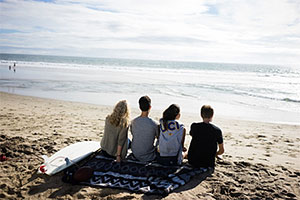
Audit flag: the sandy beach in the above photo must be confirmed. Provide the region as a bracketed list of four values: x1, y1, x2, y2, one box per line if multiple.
[0, 92, 299, 199]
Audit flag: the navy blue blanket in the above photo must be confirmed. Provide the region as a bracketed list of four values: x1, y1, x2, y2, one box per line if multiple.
[67, 155, 210, 195]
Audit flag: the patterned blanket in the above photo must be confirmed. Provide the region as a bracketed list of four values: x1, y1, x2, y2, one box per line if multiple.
[64, 154, 212, 195]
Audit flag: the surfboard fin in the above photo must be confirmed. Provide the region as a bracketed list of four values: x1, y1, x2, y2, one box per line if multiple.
[65, 157, 70, 165]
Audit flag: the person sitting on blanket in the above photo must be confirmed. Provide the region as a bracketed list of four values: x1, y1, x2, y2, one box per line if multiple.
[130, 95, 159, 162]
[100, 100, 130, 162]
[157, 104, 187, 166]
[187, 105, 224, 169]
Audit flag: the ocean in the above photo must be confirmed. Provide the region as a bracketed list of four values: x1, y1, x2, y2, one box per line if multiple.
[0, 53, 299, 125]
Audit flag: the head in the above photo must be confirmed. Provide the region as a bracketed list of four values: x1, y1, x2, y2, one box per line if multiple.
[108, 100, 130, 127]
[139, 95, 151, 112]
[162, 104, 180, 129]
[201, 105, 214, 122]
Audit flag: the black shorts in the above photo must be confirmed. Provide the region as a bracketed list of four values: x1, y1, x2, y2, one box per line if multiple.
[156, 154, 178, 166]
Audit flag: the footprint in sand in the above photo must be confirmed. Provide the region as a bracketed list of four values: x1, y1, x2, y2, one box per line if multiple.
[288, 154, 297, 158]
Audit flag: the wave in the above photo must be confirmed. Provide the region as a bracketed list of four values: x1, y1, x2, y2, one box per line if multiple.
[282, 98, 300, 103]
[2, 53, 300, 76]
[183, 83, 300, 104]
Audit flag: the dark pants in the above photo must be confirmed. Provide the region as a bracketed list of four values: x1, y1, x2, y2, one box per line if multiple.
[100, 150, 116, 159]
[156, 154, 178, 166]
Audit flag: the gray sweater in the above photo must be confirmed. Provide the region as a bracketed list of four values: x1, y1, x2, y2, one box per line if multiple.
[130, 116, 159, 162]
[100, 117, 129, 159]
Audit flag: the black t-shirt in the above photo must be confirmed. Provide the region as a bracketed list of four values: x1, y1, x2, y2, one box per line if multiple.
[188, 122, 223, 168]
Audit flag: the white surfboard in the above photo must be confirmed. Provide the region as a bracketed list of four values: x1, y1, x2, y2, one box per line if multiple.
[38, 141, 100, 175]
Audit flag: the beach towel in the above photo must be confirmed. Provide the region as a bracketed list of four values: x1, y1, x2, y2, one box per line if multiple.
[64, 154, 211, 195]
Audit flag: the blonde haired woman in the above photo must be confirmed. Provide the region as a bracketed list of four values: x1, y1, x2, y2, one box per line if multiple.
[100, 100, 130, 162]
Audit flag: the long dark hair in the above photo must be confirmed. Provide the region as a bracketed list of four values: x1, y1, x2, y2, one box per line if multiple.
[162, 104, 180, 130]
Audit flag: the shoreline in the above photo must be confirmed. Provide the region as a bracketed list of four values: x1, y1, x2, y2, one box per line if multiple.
[1, 89, 300, 126]
[1, 92, 300, 199]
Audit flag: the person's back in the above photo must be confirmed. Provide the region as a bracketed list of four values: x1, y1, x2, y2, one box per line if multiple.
[130, 96, 158, 162]
[188, 122, 222, 167]
[157, 104, 186, 166]
[158, 119, 185, 162]
[131, 116, 158, 162]
[100, 100, 130, 162]
[101, 117, 128, 159]
[187, 105, 224, 168]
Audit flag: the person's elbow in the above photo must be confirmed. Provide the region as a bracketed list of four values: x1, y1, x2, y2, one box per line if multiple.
[219, 148, 224, 155]
[217, 143, 224, 155]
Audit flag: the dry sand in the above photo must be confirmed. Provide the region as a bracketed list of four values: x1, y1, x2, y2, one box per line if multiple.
[0, 92, 299, 199]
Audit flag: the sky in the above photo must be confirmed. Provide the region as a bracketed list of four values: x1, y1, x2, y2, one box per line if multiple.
[0, 0, 300, 65]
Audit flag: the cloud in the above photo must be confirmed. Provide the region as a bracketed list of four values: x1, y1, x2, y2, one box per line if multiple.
[0, 0, 300, 65]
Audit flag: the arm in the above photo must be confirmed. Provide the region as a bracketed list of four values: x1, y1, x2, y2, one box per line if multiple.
[216, 127, 224, 158]
[189, 123, 194, 137]
[216, 143, 224, 159]
[116, 126, 129, 162]
[156, 125, 160, 138]
[129, 124, 132, 136]
[116, 145, 122, 162]
[181, 128, 187, 152]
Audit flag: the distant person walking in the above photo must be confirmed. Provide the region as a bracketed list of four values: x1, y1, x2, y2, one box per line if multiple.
[13, 62, 16, 72]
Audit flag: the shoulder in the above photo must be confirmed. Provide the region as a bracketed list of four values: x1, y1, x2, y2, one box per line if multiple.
[140, 117, 158, 126]
[210, 123, 221, 130]
[131, 116, 142, 125]
[105, 116, 111, 125]
[148, 117, 158, 126]
[176, 120, 185, 127]
[132, 116, 158, 126]
[190, 122, 202, 129]
[210, 123, 222, 134]
[132, 116, 140, 122]
[104, 118, 116, 132]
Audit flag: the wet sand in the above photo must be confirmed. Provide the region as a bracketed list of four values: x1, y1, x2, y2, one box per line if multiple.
[0, 92, 299, 199]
